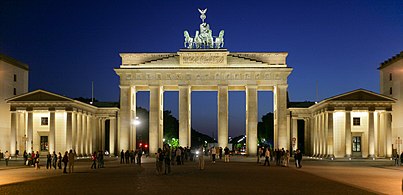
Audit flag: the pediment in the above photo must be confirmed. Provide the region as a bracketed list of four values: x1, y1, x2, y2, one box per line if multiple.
[326, 89, 395, 102]
[7, 90, 73, 102]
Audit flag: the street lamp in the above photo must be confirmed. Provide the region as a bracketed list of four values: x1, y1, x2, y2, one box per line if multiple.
[133, 116, 141, 126]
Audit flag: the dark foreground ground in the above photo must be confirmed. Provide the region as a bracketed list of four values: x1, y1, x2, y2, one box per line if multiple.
[0, 156, 391, 195]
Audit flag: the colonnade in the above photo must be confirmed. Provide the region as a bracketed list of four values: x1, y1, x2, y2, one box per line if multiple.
[308, 109, 392, 158]
[119, 84, 289, 156]
[9, 108, 117, 156]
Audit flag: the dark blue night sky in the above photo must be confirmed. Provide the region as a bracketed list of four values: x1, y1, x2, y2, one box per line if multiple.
[0, 0, 402, 137]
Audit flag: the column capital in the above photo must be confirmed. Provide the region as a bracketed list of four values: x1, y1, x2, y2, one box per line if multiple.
[245, 84, 258, 89]
[275, 84, 288, 88]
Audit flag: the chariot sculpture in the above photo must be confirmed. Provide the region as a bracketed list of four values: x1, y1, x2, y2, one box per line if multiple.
[183, 8, 225, 49]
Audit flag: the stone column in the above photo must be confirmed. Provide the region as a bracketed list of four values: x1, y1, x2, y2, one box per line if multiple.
[119, 85, 132, 152]
[27, 111, 33, 153]
[179, 85, 191, 147]
[345, 110, 351, 157]
[218, 85, 228, 149]
[49, 110, 56, 153]
[82, 113, 87, 155]
[72, 112, 77, 152]
[10, 111, 17, 156]
[149, 86, 164, 155]
[385, 112, 392, 157]
[327, 111, 334, 158]
[291, 118, 298, 151]
[77, 112, 82, 155]
[130, 87, 136, 151]
[109, 117, 116, 155]
[101, 119, 106, 151]
[274, 84, 288, 150]
[368, 110, 375, 158]
[246, 85, 257, 156]
[91, 116, 97, 153]
[304, 118, 309, 155]
[66, 111, 73, 151]
[87, 115, 91, 154]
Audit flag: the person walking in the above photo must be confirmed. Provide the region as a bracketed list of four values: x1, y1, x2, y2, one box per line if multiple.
[68, 149, 76, 173]
[62, 151, 68, 173]
[263, 148, 271, 166]
[4, 151, 10, 166]
[91, 152, 97, 169]
[198, 147, 204, 170]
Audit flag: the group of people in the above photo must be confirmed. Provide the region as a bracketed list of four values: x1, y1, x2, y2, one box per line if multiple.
[209, 146, 230, 163]
[90, 150, 106, 169]
[0, 150, 11, 166]
[23, 149, 75, 173]
[120, 148, 143, 165]
[257, 147, 302, 168]
[393, 151, 403, 166]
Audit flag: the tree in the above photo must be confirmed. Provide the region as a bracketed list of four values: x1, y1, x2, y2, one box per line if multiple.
[257, 112, 274, 147]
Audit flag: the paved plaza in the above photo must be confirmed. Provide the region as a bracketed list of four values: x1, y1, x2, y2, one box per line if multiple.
[0, 156, 401, 194]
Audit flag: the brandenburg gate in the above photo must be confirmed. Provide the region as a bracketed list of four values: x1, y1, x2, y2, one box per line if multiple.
[114, 9, 293, 155]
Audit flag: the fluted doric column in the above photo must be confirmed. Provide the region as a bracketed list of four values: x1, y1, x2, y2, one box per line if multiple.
[149, 85, 163, 155]
[246, 85, 257, 156]
[49, 110, 56, 153]
[345, 110, 352, 157]
[274, 84, 288, 150]
[218, 85, 228, 149]
[368, 110, 375, 157]
[179, 85, 191, 147]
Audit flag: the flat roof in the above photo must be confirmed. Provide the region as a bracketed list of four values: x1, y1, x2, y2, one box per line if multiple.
[0, 53, 29, 71]
[378, 51, 403, 70]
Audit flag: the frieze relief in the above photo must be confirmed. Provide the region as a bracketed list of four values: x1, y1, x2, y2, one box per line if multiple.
[125, 72, 286, 81]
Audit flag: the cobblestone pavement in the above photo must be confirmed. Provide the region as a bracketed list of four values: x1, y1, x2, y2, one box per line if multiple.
[0, 156, 401, 194]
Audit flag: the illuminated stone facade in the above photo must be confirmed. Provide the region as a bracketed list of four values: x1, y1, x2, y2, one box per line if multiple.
[6, 90, 118, 156]
[379, 51, 403, 154]
[0, 54, 29, 154]
[289, 89, 395, 158]
[115, 49, 292, 155]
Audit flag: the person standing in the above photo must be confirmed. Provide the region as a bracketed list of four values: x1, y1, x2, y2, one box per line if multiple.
[35, 151, 40, 170]
[211, 147, 216, 164]
[52, 151, 57, 169]
[156, 148, 163, 175]
[219, 147, 223, 160]
[198, 147, 204, 170]
[68, 149, 76, 173]
[224, 147, 230, 162]
[62, 151, 68, 173]
[91, 152, 97, 169]
[4, 151, 10, 166]
[46, 153, 52, 169]
[23, 150, 28, 165]
[263, 148, 270, 166]
[163, 144, 171, 175]
[120, 150, 124, 164]
[257, 147, 262, 164]
[57, 152, 62, 169]
[295, 149, 302, 168]
[137, 148, 143, 165]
